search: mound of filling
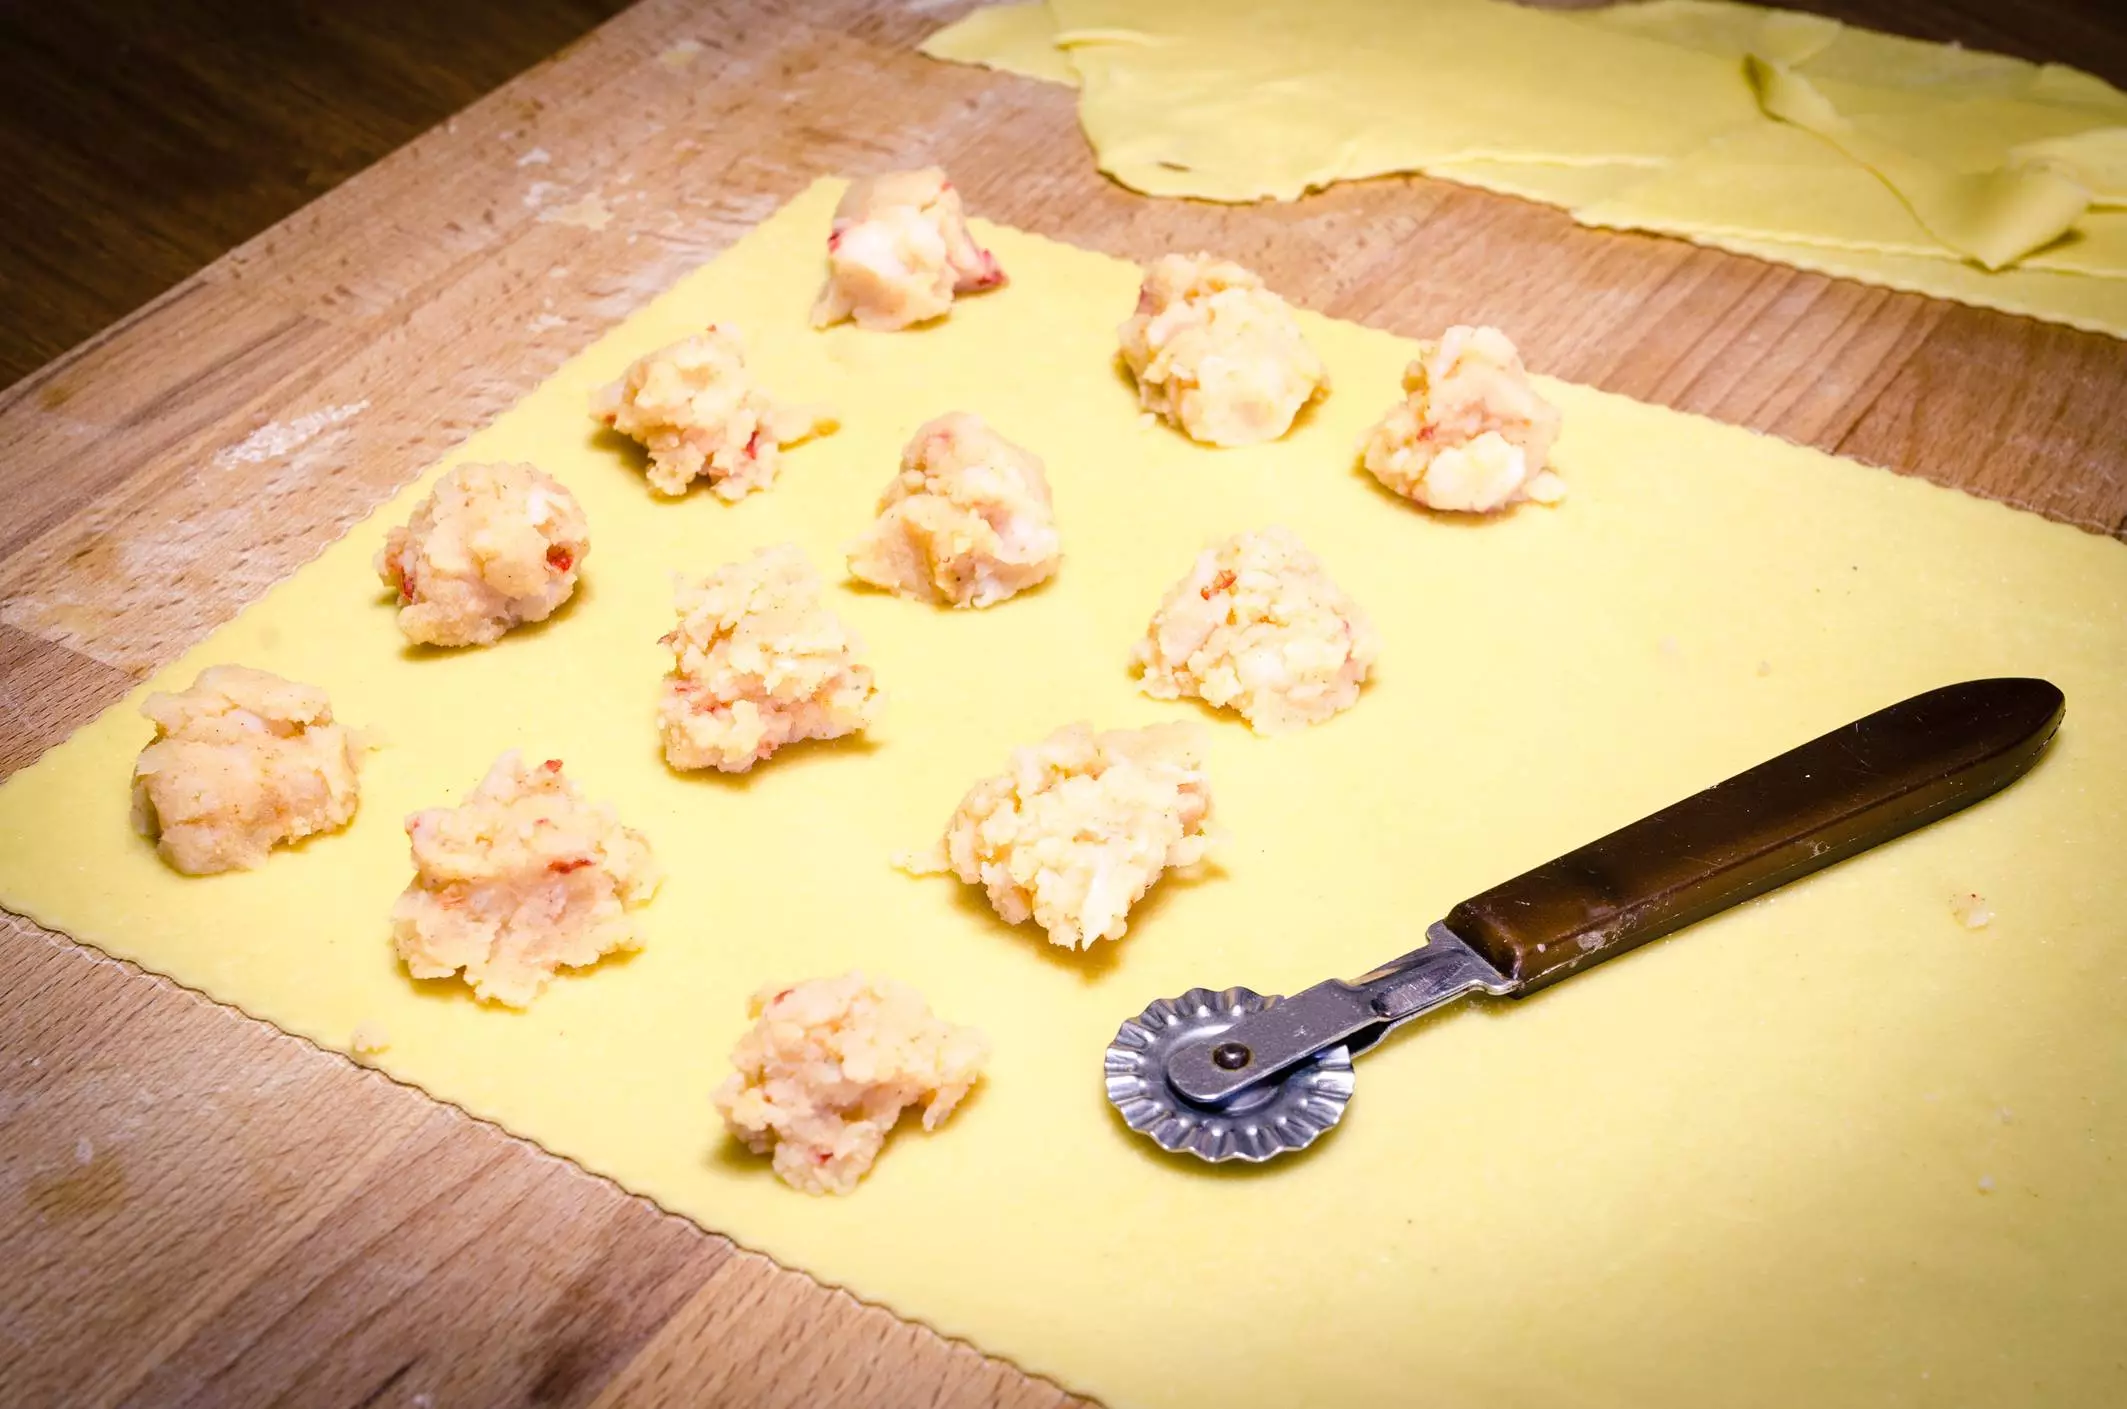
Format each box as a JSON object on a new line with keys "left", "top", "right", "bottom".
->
{"left": 810, "top": 168, "right": 1006, "bottom": 331}
{"left": 660, "top": 544, "right": 881, "bottom": 773}
{"left": 376, "top": 462, "right": 590, "bottom": 647}
{"left": 1118, "top": 253, "right": 1328, "bottom": 447}
{"left": 1360, "top": 325, "right": 1565, "bottom": 513}
{"left": 591, "top": 327, "right": 836, "bottom": 499}
{"left": 1132, "top": 527, "right": 1378, "bottom": 733}
{"left": 130, "top": 665, "right": 363, "bottom": 875}
{"left": 846, "top": 412, "right": 1061, "bottom": 608}
{"left": 904, "top": 722, "right": 1214, "bottom": 949}
{"left": 715, "top": 973, "right": 990, "bottom": 1195}
{"left": 391, "top": 753, "right": 660, "bottom": 1007}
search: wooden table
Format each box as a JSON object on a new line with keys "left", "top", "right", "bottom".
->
{"left": 0, "top": 0, "right": 636, "bottom": 388}
{"left": 3, "top": 2, "right": 2122, "bottom": 1404}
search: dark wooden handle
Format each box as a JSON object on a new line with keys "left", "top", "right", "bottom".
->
{"left": 1446, "top": 678, "right": 2064, "bottom": 994}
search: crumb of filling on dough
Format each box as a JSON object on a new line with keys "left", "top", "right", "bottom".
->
{"left": 1118, "top": 252, "right": 1328, "bottom": 448}
{"left": 660, "top": 544, "right": 881, "bottom": 773}
{"left": 714, "top": 972, "right": 990, "bottom": 1195}
{"left": 1360, "top": 324, "right": 1564, "bottom": 514}
{"left": 130, "top": 665, "right": 363, "bottom": 875}
{"left": 810, "top": 167, "right": 1006, "bottom": 331}
{"left": 350, "top": 1022, "right": 391, "bottom": 1057}
{"left": 391, "top": 752, "right": 660, "bottom": 1007}
{"left": 1950, "top": 892, "right": 1994, "bottom": 930}
{"left": 1131, "top": 527, "right": 1379, "bottom": 733}
{"left": 590, "top": 326, "right": 837, "bottom": 499}
{"left": 846, "top": 412, "right": 1061, "bottom": 609}
{"left": 901, "top": 722, "right": 1215, "bottom": 949}
{"left": 376, "top": 462, "right": 590, "bottom": 648}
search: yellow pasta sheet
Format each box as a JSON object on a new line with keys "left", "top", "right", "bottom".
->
{"left": 4, "top": 182, "right": 2126, "bottom": 1408}
{"left": 1441, "top": 145, "right": 2127, "bottom": 337}
{"left": 924, "top": 0, "right": 2127, "bottom": 334}
{"left": 920, "top": 0, "right": 1079, "bottom": 85}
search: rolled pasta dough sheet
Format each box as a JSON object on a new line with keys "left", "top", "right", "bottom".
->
{"left": 2, "top": 181, "right": 2124, "bottom": 1408}
{"left": 918, "top": 0, "right": 1078, "bottom": 85}
{"left": 926, "top": 0, "right": 2127, "bottom": 331}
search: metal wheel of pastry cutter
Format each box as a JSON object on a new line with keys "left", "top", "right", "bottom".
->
{"left": 1106, "top": 986, "right": 1356, "bottom": 1161}
{"left": 1104, "top": 677, "right": 2066, "bottom": 1164}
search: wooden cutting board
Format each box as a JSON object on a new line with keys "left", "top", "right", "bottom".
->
{"left": 2, "top": 1, "right": 2122, "bottom": 1405}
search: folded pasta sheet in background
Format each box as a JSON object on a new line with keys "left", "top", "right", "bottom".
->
{"left": 924, "top": 0, "right": 2127, "bottom": 335}
{"left": 2, "top": 183, "right": 2124, "bottom": 1408}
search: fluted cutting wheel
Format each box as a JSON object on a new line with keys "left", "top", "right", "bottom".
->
{"left": 1104, "top": 986, "right": 1355, "bottom": 1163}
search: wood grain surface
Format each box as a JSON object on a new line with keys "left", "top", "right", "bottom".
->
{"left": 0, "top": 0, "right": 634, "bottom": 387}
{"left": 3, "top": 2, "right": 2124, "bottom": 1406}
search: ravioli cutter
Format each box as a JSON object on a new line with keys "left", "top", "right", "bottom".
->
{"left": 1105, "top": 677, "right": 2065, "bottom": 1163}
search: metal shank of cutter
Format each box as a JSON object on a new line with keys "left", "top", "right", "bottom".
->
{"left": 1104, "top": 986, "right": 1355, "bottom": 1163}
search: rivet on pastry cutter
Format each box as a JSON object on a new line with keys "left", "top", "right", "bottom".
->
{"left": 1105, "top": 677, "right": 2066, "bottom": 1164}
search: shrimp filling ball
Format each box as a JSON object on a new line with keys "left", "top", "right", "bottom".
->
{"left": 846, "top": 412, "right": 1060, "bottom": 609}
{"left": 377, "top": 462, "right": 589, "bottom": 648}
{"left": 811, "top": 167, "right": 1006, "bottom": 331}
{"left": 130, "top": 665, "right": 363, "bottom": 875}
{"left": 592, "top": 327, "right": 836, "bottom": 499}
{"left": 1132, "top": 527, "right": 1378, "bottom": 733}
{"left": 660, "top": 544, "right": 881, "bottom": 773}
{"left": 906, "top": 722, "right": 1214, "bottom": 950}
{"left": 1118, "top": 253, "right": 1328, "bottom": 447}
{"left": 715, "top": 973, "right": 990, "bottom": 1196}
{"left": 1360, "top": 325, "right": 1565, "bottom": 513}
{"left": 391, "top": 753, "right": 660, "bottom": 1007}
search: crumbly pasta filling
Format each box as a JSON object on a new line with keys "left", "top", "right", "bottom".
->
{"left": 810, "top": 167, "right": 1006, "bottom": 331}
{"left": 846, "top": 412, "right": 1061, "bottom": 608}
{"left": 130, "top": 665, "right": 363, "bottom": 875}
{"left": 1118, "top": 253, "right": 1328, "bottom": 447}
{"left": 906, "top": 722, "right": 1214, "bottom": 949}
{"left": 376, "top": 461, "right": 590, "bottom": 647}
{"left": 714, "top": 973, "right": 990, "bottom": 1195}
{"left": 1132, "top": 527, "right": 1379, "bottom": 733}
{"left": 659, "top": 544, "right": 881, "bottom": 773}
{"left": 391, "top": 752, "right": 660, "bottom": 1007}
{"left": 591, "top": 327, "right": 835, "bottom": 499}
{"left": 1359, "top": 324, "right": 1565, "bottom": 513}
